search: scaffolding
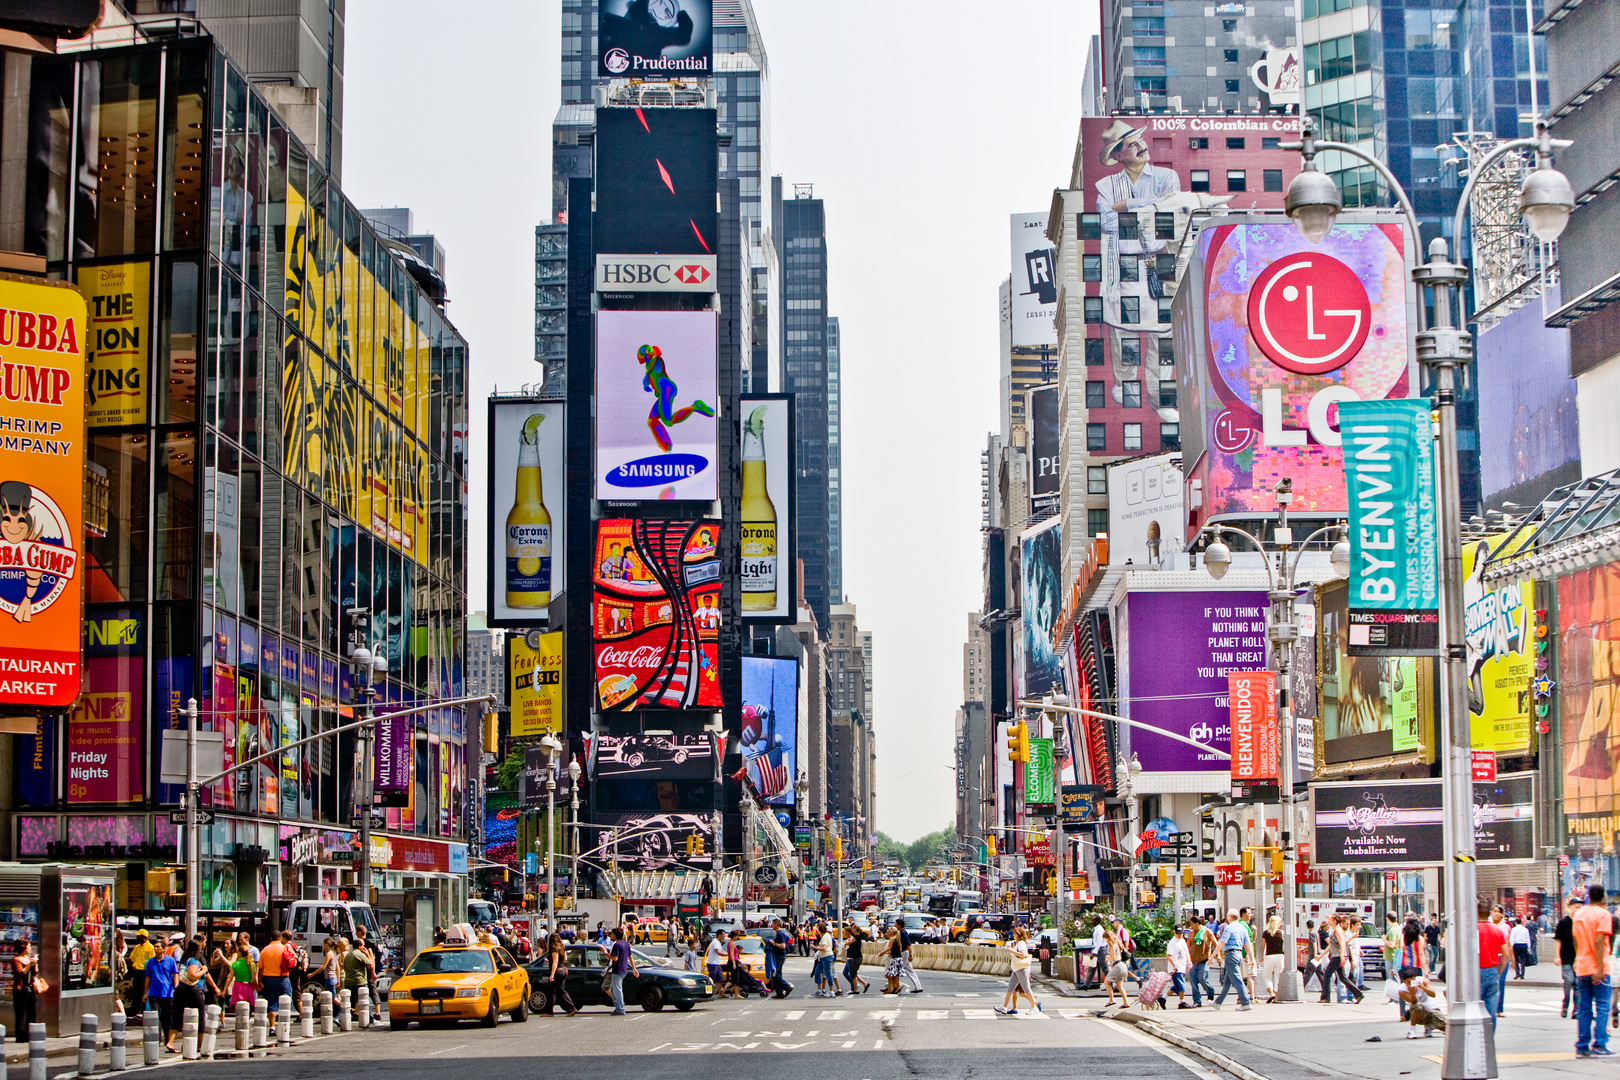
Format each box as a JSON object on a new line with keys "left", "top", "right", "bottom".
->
{"left": 1453, "top": 132, "right": 1559, "bottom": 329}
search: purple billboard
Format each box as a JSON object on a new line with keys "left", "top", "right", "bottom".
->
{"left": 1477, "top": 284, "right": 1580, "bottom": 510}
{"left": 1120, "top": 590, "right": 1268, "bottom": 772}
{"left": 374, "top": 711, "right": 411, "bottom": 807}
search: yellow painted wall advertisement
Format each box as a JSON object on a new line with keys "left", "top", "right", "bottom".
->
{"left": 76, "top": 262, "right": 150, "bottom": 427}
{"left": 1463, "top": 534, "right": 1535, "bottom": 754}
{"left": 0, "top": 276, "right": 88, "bottom": 707}
{"left": 509, "top": 631, "right": 563, "bottom": 737}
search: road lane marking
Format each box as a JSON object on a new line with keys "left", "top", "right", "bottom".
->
{"left": 818, "top": 1010, "right": 847, "bottom": 1019}
{"left": 874, "top": 1040, "right": 884, "bottom": 1049}
{"left": 917, "top": 1010, "right": 949, "bottom": 1019}
{"left": 1109, "top": 1016, "right": 1226, "bottom": 1080}
{"left": 783, "top": 1011, "right": 805, "bottom": 1019}
{"left": 713, "top": 1042, "right": 760, "bottom": 1050}
{"left": 646, "top": 1043, "right": 670, "bottom": 1052}
{"left": 427, "top": 1045, "right": 468, "bottom": 1056}
{"left": 962, "top": 1008, "right": 996, "bottom": 1019}
{"left": 842, "top": 1041, "right": 856, "bottom": 1048}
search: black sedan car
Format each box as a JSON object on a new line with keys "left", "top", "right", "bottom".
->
{"left": 524, "top": 944, "right": 716, "bottom": 1013}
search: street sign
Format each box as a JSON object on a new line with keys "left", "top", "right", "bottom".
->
{"left": 330, "top": 850, "right": 358, "bottom": 864}
{"left": 1173, "top": 832, "right": 1195, "bottom": 843}
{"left": 753, "top": 865, "right": 778, "bottom": 886}
{"left": 1471, "top": 750, "right": 1497, "bottom": 782}
{"left": 1159, "top": 844, "right": 1199, "bottom": 859}
{"left": 168, "top": 809, "right": 215, "bottom": 827}
{"left": 159, "top": 729, "right": 226, "bottom": 785}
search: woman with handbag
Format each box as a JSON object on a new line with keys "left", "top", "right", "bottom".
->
{"left": 12, "top": 940, "right": 40, "bottom": 1041}
{"left": 883, "top": 926, "right": 904, "bottom": 995}
{"left": 540, "top": 935, "right": 577, "bottom": 1016}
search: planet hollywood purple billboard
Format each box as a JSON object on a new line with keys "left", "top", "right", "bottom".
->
{"left": 1119, "top": 590, "right": 1268, "bottom": 772}
{"left": 374, "top": 711, "right": 411, "bottom": 807}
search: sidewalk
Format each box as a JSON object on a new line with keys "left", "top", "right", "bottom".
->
{"left": 1106, "top": 981, "right": 1614, "bottom": 1080}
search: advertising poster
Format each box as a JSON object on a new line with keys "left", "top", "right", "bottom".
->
{"left": 374, "top": 710, "right": 411, "bottom": 807}
{"left": 1028, "top": 385, "right": 1060, "bottom": 498}
{"left": 1317, "top": 580, "right": 1431, "bottom": 768}
{"left": 1476, "top": 284, "right": 1579, "bottom": 508}
{"left": 1473, "top": 772, "right": 1535, "bottom": 862}
{"left": 598, "top": 0, "right": 712, "bottom": 80}
{"left": 739, "top": 394, "right": 795, "bottom": 621}
{"left": 1120, "top": 590, "right": 1267, "bottom": 772}
{"left": 508, "top": 630, "right": 564, "bottom": 737}
{"left": 741, "top": 655, "right": 797, "bottom": 805}
{"left": 59, "top": 880, "right": 114, "bottom": 993}
{"left": 595, "top": 311, "right": 719, "bottom": 501}
{"left": 66, "top": 656, "right": 143, "bottom": 804}
{"left": 1010, "top": 213, "right": 1058, "bottom": 348}
{"left": 487, "top": 401, "right": 565, "bottom": 627}
{"left": 76, "top": 261, "right": 150, "bottom": 427}
{"left": 592, "top": 518, "right": 722, "bottom": 711}
{"left": 1462, "top": 534, "right": 1534, "bottom": 755}
{"left": 520, "top": 742, "right": 573, "bottom": 807}
{"left": 1313, "top": 775, "right": 1535, "bottom": 867}
{"left": 1106, "top": 452, "right": 1184, "bottom": 567}
{"left": 596, "top": 811, "right": 715, "bottom": 871}
{"left": 1553, "top": 563, "right": 1620, "bottom": 842}
{"left": 0, "top": 279, "right": 87, "bottom": 708}
{"left": 1020, "top": 518, "right": 1063, "bottom": 698}
{"left": 593, "top": 107, "right": 719, "bottom": 257}
{"left": 1339, "top": 399, "right": 1439, "bottom": 655}
{"left": 1173, "top": 218, "right": 1415, "bottom": 518}
{"left": 592, "top": 733, "right": 717, "bottom": 780}
{"left": 1228, "top": 670, "right": 1278, "bottom": 782}
{"left": 1060, "top": 785, "right": 1105, "bottom": 824}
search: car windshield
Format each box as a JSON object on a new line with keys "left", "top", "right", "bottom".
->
{"left": 631, "top": 947, "right": 671, "bottom": 968}
{"left": 406, "top": 949, "right": 494, "bottom": 975}
{"left": 969, "top": 930, "right": 998, "bottom": 941}
{"left": 733, "top": 937, "right": 764, "bottom": 954}
{"left": 901, "top": 916, "right": 926, "bottom": 928}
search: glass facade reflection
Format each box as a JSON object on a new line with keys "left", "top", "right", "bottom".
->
{"left": 16, "top": 38, "right": 470, "bottom": 907}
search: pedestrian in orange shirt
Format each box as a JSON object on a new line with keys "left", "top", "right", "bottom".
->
{"left": 1571, "top": 885, "right": 1615, "bottom": 1058}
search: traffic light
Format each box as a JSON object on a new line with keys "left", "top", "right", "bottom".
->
{"left": 862, "top": 859, "right": 871, "bottom": 872}
{"left": 986, "top": 836, "right": 997, "bottom": 859}
{"left": 684, "top": 835, "right": 696, "bottom": 857}
{"left": 1241, "top": 849, "right": 1255, "bottom": 875}
{"left": 832, "top": 837, "right": 844, "bottom": 862}
{"left": 1046, "top": 873, "right": 1058, "bottom": 894}
{"left": 1006, "top": 720, "right": 1030, "bottom": 764}
{"left": 482, "top": 710, "right": 498, "bottom": 755}
{"left": 1271, "top": 851, "right": 1285, "bottom": 876}
{"left": 1183, "top": 866, "right": 1195, "bottom": 888}
{"left": 1157, "top": 865, "right": 1169, "bottom": 887}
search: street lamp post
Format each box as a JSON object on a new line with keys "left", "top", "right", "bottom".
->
{"left": 346, "top": 642, "right": 388, "bottom": 899}
{"left": 568, "top": 759, "right": 582, "bottom": 912}
{"left": 1196, "top": 499, "right": 1352, "bottom": 1003}
{"left": 539, "top": 732, "right": 563, "bottom": 938}
{"left": 1282, "top": 118, "right": 1573, "bottom": 1080}
{"left": 1116, "top": 753, "right": 1141, "bottom": 912}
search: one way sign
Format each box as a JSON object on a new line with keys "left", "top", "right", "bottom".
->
{"left": 169, "top": 809, "right": 215, "bottom": 827}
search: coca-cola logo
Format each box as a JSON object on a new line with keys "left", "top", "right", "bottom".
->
{"left": 597, "top": 644, "right": 664, "bottom": 670}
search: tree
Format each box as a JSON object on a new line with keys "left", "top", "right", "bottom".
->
{"left": 494, "top": 747, "right": 524, "bottom": 791}
{"left": 872, "top": 826, "right": 956, "bottom": 872}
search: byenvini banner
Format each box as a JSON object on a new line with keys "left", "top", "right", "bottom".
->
{"left": 1338, "top": 399, "right": 1440, "bottom": 656}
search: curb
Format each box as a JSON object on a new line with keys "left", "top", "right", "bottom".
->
{"left": 1112, "top": 1010, "right": 1273, "bottom": 1080}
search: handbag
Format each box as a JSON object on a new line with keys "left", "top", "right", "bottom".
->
{"left": 32, "top": 975, "right": 47, "bottom": 995}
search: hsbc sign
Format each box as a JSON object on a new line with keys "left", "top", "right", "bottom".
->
{"left": 595, "top": 255, "right": 716, "bottom": 293}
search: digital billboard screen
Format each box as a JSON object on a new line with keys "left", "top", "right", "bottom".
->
{"left": 1174, "top": 217, "right": 1416, "bottom": 520}
{"left": 592, "top": 518, "right": 722, "bottom": 711}
{"left": 1315, "top": 580, "right": 1434, "bottom": 770}
{"left": 1020, "top": 518, "right": 1063, "bottom": 698}
{"left": 1010, "top": 213, "right": 1058, "bottom": 348}
{"left": 741, "top": 656, "right": 797, "bottom": 806}
{"left": 594, "top": 106, "right": 718, "bottom": 257}
{"left": 595, "top": 811, "right": 714, "bottom": 871}
{"left": 487, "top": 400, "right": 566, "bottom": 627}
{"left": 598, "top": 0, "right": 713, "bottom": 81}
{"left": 595, "top": 310, "right": 718, "bottom": 501}
{"left": 1028, "top": 385, "right": 1059, "bottom": 498}
{"left": 1476, "top": 283, "right": 1579, "bottom": 508}
{"left": 740, "top": 395, "right": 796, "bottom": 622}
{"left": 590, "top": 733, "right": 719, "bottom": 781}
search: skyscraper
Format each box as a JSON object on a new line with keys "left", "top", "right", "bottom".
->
{"left": 1099, "top": 0, "right": 1297, "bottom": 114}
{"left": 827, "top": 316, "right": 844, "bottom": 604}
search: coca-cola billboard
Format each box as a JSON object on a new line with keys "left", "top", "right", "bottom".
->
{"left": 592, "top": 518, "right": 722, "bottom": 711}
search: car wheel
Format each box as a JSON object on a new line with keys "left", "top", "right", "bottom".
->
{"left": 529, "top": 986, "right": 551, "bottom": 1014}
{"left": 483, "top": 992, "right": 499, "bottom": 1027}
{"left": 672, "top": 749, "right": 687, "bottom": 764}
{"left": 672, "top": 1001, "right": 694, "bottom": 1012}
{"left": 626, "top": 752, "right": 644, "bottom": 768}
{"left": 639, "top": 985, "right": 665, "bottom": 1012}
{"left": 511, "top": 994, "right": 528, "bottom": 1023}
{"left": 389, "top": 1019, "right": 408, "bottom": 1031}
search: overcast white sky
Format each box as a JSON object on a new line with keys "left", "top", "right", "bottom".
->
{"left": 344, "top": 0, "right": 1096, "bottom": 842}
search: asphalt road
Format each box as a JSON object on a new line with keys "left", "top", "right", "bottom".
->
{"left": 163, "top": 958, "right": 1228, "bottom": 1080}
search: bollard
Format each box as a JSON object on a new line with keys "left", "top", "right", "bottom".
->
{"left": 79, "top": 1013, "right": 99, "bottom": 1075}
{"left": 233, "top": 1000, "right": 250, "bottom": 1056}
{"left": 357, "top": 986, "right": 371, "bottom": 1029}
{"left": 200, "top": 1004, "right": 219, "bottom": 1060}
{"left": 301, "top": 991, "right": 314, "bottom": 1039}
{"left": 252, "top": 998, "right": 269, "bottom": 1051}
{"left": 110, "top": 1011, "right": 126, "bottom": 1071}
{"left": 142, "top": 1009, "right": 161, "bottom": 1067}
{"left": 29, "top": 1022, "right": 46, "bottom": 1080}
{"left": 319, "top": 991, "right": 334, "bottom": 1035}
{"left": 277, "top": 995, "right": 292, "bottom": 1046}
{"left": 338, "top": 989, "right": 352, "bottom": 1032}
{"left": 182, "top": 1006, "right": 198, "bottom": 1060}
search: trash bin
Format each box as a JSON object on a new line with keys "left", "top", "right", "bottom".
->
{"left": 1040, "top": 948, "right": 1052, "bottom": 977}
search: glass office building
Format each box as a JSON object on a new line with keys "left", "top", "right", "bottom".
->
{"left": 8, "top": 35, "right": 472, "bottom": 911}
{"left": 781, "top": 193, "right": 833, "bottom": 629}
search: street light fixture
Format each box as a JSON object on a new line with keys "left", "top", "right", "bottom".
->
{"left": 1283, "top": 160, "right": 1344, "bottom": 244}
{"left": 1203, "top": 533, "right": 1232, "bottom": 580}
{"left": 1330, "top": 536, "right": 1352, "bottom": 579}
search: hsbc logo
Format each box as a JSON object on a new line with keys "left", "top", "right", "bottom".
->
{"left": 596, "top": 255, "right": 716, "bottom": 293}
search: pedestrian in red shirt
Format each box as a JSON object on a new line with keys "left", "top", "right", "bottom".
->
{"left": 1477, "top": 897, "right": 1511, "bottom": 1029}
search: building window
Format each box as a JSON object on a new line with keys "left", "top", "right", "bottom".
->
{"left": 1159, "top": 336, "right": 1175, "bottom": 368}
{"left": 1154, "top": 212, "right": 1177, "bottom": 240}
{"left": 1087, "top": 423, "right": 1107, "bottom": 451}
{"left": 1224, "top": 78, "right": 1241, "bottom": 93}
{"left": 1088, "top": 508, "right": 1109, "bottom": 536}
{"left": 1119, "top": 254, "right": 1140, "bottom": 282}
{"left": 1079, "top": 213, "right": 1102, "bottom": 239}
{"left": 1189, "top": 137, "right": 1209, "bottom": 149}
{"left": 1159, "top": 379, "right": 1177, "bottom": 408}
{"left": 1135, "top": 76, "right": 1168, "bottom": 93}
{"left": 1158, "top": 296, "right": 1173, "bottom": 324}
{"left": 1124, "top": 423, "right": 1143, "bottom": 451}
{"left": 1121, "top": 337, "right": 1142, "bottom": 366}
{"left": 1225, "top": 135, "right": 1243, "bottom": 147}
{"left": 1155, "top": 253, "right": 1176, "bottom": 280}
{"left": 1121, "top": 297, "right": 1140, "bottom": 323}
{"left": 1263, "top": 168, "right": 1283, "bottom": 192}
{"left": 1088, "top": 466, "right": 1107, "bottom": 495}
{"left": 1084, "top": 297, "right": 1104, "bottom": 323}
{"left": 1222, "top": 18, "right": 1236, "bottom": 30}
{"left": 1122, "top": 380, "right": 1142, "bottom": 408}
{"left": 1262, "top": 137, "right": 1281, "bottom": 150}
{"left": 1305, "top": 30, "right": 1372, "bottom": 85}
{"left": 1082, "top": 254, "right": 1102, "bottom": 282}
{"left": 1086, "top": 380, "right": 1106, "bottom": 409}
{"left": 1085, "top": 338, "right": 1105, "bottom": 366}
{"left": 1227, "top": 169, "right": 1247, "bottom": 192}
{"left": 1118, "top": 215, "right": 1140, "bottom": 241}
{"left": 1161, "top": 422, "right": 1181, "bottom": 449}
{"left": 1190, "top": 170, "right": 1210, "bottom": 192}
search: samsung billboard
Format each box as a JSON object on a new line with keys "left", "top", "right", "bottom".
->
{"left": 595, "top": 310, "right": 718, "bottom": 501}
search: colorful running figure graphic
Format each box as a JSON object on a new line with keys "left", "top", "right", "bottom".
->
{"left": 638, "top": 343, "right": 714, "bottom": 451}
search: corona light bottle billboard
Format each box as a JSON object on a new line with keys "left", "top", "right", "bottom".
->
{"left": 740, "top": 404, "right": 776, "bottom": 610}
{"left": 504, "top": 412, "right": 552, "bottom": 608}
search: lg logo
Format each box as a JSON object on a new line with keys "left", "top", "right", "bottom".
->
{"left": 1247, "top": 252, "right": 1371, "bottom": 375}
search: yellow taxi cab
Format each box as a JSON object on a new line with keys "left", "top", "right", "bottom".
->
{"left": 965, "top": 927, "right": 1005, "bottom": 947}
{"left": 731, "top": 934, "right": 770, "bottom": 983}
{"left": 631, "top": 917, "right": 667, "bottom": 944}
{"left": 386, "top": 924, "right": 530, "bottom": 1030}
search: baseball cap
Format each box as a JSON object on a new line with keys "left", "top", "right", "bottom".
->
{"left": 134, "top": 928, "right": 148, "bottom": 939}
{"left": 1569, "top": 890, "right": 1587, "bottom": 904}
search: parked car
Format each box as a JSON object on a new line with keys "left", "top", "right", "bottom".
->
{"left": 524, "top": 944, "right": 714, "bottom": 1013}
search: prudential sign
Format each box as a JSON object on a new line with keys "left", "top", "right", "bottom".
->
{"left": 1339, "top": 398, "right": 1439, "bottom": 656}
